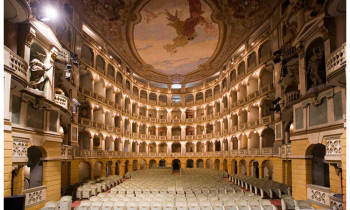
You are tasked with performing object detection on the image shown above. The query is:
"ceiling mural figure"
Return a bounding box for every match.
[134,0,219,75]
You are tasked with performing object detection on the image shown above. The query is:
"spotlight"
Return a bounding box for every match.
[41,6,58,22]
[272,97,281,105]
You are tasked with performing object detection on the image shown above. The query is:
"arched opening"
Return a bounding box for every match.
[214,85,220,97]
[106,161,112,177]
[197,142,204,152]
[125,160,129,173]
[78,130,91,151]
[196,92,203,104]
[159,159,166,167]
[206,159,213,169]
[248,52,257,71]
[140,160,146,170]
[159,95,167,105]
[307,144,330,187]
[186,159,194,168]
[223,159,228,172]
[250,160,259,178]
[149,159,157,168]
[262,160,274,180]
[231,160,238,174]
[94,161,102,179]
[115,162,120,175]
[205,89,212,101]
[116,72,123,85]
[240,134,248,150]
[262,128,275,148]
[24,146,46,189]
[238,61,245,78]
[96,55,105,73]
[240,159,247,175]
[215,140,221,151]
[186,142,194,152]
[172,143,181,153]
[79,69,92,92]
[172,159,181,171]
[132,160,138,171]
[196,159,204,168]
[185,94,194,105]
[249,132,260,149]
[230,69,236,83]
[214,159,220,170]
[232,137,239,150]
[259,40,271,63]
[81,44,93,66]
[79,162,91,182]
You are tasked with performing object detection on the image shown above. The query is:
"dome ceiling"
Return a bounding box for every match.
[73,0,279,84]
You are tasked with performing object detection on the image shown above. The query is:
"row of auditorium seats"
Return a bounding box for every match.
[230,174,315,210]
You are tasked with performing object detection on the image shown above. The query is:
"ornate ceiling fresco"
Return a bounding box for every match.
[134,0,219,76]
[73,0,279,84]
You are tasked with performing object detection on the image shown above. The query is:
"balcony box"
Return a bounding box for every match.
[150,100,156,105]
[206,133,213,138]
[249,120,259,128]
[106,126,114,132]
[307,184,332,208]
[140,98,147,103]
[215,112,220,118]
[132,133,138,138]
[196,99,203,104]
[141,116,147,121]
[326,43,346,86]
[150,118,157,122]
[186,135,194,140]
[140,134,146,139]
[150,135,156,140]
[325,138,342,162]
[13,138,29,163]
[159,102,167,106]
[159,119,167,123]
[196,117,204,122]
[94,93,105,102]
[159,136,167,140]
[23,186,47,208]
[261,147,274,155]
[80,118,91,127]
[4,46,28,83]
[186,118,194,123]
[206,115,212,120]
[172,152,181,157]
[80,87,92,97]
[54,94,69,110]
[196,135,203,139]
[173,119,181,123]
[239,123,247,130]
[172,136,181,140]
[231,126,238,132]
[262,115,273,125]
[261,83,273,94]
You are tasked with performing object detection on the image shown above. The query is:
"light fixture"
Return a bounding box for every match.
[41,5,58,22]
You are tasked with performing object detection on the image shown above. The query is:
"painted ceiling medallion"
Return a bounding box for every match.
[134,0,219,76]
